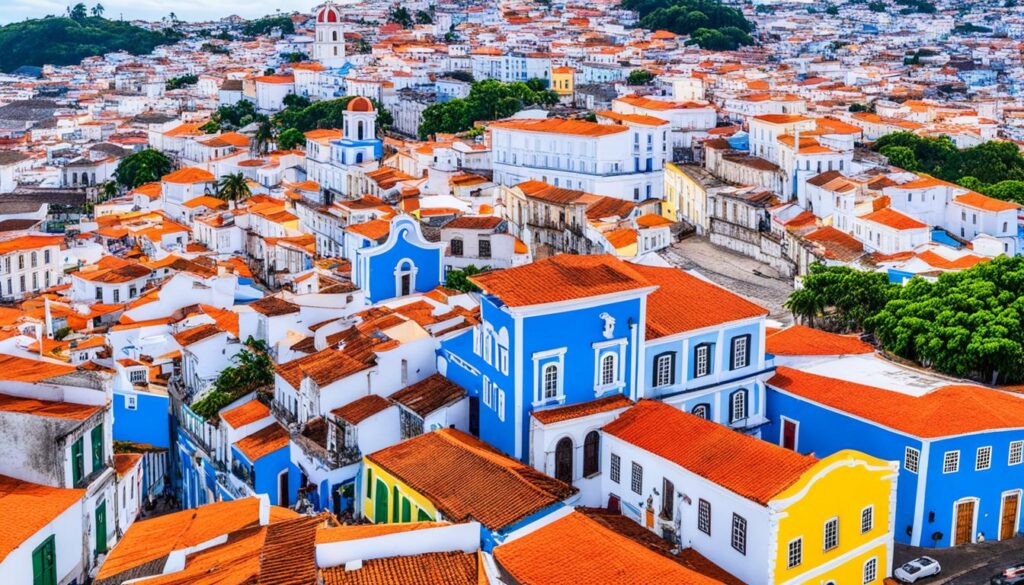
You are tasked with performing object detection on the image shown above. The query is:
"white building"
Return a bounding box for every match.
[313,2,347,68]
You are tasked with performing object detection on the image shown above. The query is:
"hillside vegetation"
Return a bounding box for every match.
[0,15,180,73]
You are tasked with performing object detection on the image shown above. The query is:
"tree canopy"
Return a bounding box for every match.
[165,74,198,90]
[621,0,754,50]
[0,14,181,72]
[873,132,1024,203]
[191,337,274,420]
[272,95,393,134]
[785,264,897,333]
[114,149,173,189]
[242,15,295,37]
[418,79,558,139]
[865,256,1024,384]
[627,69,655,85]
[445,265,488,292]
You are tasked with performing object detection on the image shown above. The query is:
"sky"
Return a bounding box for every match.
[0,0,325,24]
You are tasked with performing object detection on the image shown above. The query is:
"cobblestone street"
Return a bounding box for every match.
[659,237,796,324]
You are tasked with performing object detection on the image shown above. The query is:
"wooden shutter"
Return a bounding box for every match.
[91,424,103,472]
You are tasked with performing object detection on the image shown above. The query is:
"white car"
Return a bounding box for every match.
[895,557,941,583]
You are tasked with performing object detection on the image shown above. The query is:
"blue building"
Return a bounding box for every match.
[229,423,295,508]
[351,214,444,303]
[331,96,383,166]
[765,364,1024,547]
[112,388,171,498]
[437,254,771,464]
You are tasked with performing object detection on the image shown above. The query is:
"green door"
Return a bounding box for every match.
[91,424,103,472]
[32,535,56,585]
[374,479,388,524]
[95,500,107,554]
[401,497,411,523]
[71,439,83,486]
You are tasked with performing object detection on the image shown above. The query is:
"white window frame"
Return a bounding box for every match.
[482,376,492,408]
[600,352,617,386]
[654,352,672,387]
[943,450,960,474]
[1010,441,1023,466]
[630,461,642,495]
[729,390,747,424]
[861,505,873,534]
[976,446,992,471]
[904,446,920,474]
[497,388,505,422]
[592,339,626,394]
[124,394,138,411]
[863,557,877,584]
[732,335,749,369]
[694,344,710,377]
[610,453,621,484]
[823,517,839,552]
[532,348,567,405]
[787,537,802,569]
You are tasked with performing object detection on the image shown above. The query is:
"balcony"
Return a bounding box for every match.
[270,399,298,427]
[291,417,362,471]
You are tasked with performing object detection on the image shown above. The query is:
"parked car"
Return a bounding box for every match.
[992,563,1024,585]
[895,557,941,583]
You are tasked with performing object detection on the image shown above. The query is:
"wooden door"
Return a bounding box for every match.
[1002,493,1020,540]
[954,500,975,545]
[374,479,388,523]
[95,500,107,553]
[401,274,411,296]
[782,419,797,450]
[32,535,56,585]
[555,438,573,484]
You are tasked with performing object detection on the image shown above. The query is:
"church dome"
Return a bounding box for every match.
[316,3,341,23]
[347,96,374,112]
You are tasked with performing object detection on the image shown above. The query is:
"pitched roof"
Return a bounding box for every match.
[443,215,503,230]
[113,453,144,477]
[766,325,874,356]
[367,429,577,530]
[859,207,928,230]
[172,323,226,347]
[532,394,633,425]
[0,235,63,255]
[516,180,590,205]
[388,374,467,417]
[162,167,215,184]
[0,354,77,382]
[220,399,271,428]
[321,551,480,585]
[0,392,102,420]
[331,394,393,425]
[470,254,652,308]
[769,366,1024,438]
[494,512,725,585]
[632,264,767,339]
[0,476,82,563]
[603,401,817,505]
[954,191,1020,212]
[249,296,300,317]
[489,118,627,137]
[234,422,290,462]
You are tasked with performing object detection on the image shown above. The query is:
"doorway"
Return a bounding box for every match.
[1001,492,1020,540]
[781,418,798,451]
[954,499,976,545]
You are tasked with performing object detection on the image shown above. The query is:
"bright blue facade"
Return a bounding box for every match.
[354,215,444,303]
[440,288,646,460]
[113,389,171,449]
[230,444,296,507]
[765,386,1024,547]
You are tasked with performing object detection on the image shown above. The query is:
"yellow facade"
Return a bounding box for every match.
[771,450,898,585]
[662,162,685,222]
[361,457,438,524]
[551,68,574,97]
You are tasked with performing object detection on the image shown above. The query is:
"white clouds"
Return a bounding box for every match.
[0,0,322,24]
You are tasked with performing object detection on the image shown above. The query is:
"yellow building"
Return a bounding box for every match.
[770,450,898,585]
[361,456,438,524]
[551,66,574,97]
[603,401,897,585]
[663,161,725,231]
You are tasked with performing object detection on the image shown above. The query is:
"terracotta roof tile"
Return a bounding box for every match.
[531,387,634,422]
[954,191,1020,212]
[234,422,290,462]
[860,207,928,230]
[331,394,392,424]
[604,401,817,505]
[173,323,225,347]
[388,374,467,417]
[770,366,1024,438]
[322,551,480,585]
[494,512,724,585]
[490,117,627,137]
[367,429,577,531]
[0,475,84,563]
[221,399,271,428]
[162,167,215,184]
[113,453,143,477]
[249,296,300,317]
[766,325,874,356]
[0,392,101,419]
[315,522,448,544]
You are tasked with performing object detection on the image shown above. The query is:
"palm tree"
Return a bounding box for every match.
[253,120,274,156]
[91,3,104,17]
[784,288,826,329]
[101,181,118,201]
[216,173,251,209]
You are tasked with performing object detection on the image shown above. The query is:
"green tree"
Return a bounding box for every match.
[281,51,308,63]
[415,10,433,24]
[242,15,295,36]
[390,7,413,27]
[101,180,118,200]
[445,265,488,292]
[418,79,558,138]
[277,127,305,151]
[165,74,198,90]
[981,180,1024,205]
[627,69,655,85]
[866,256,1024,384]
[114,149,172,189]
[216,172,252,207]
[272,95,392,134]
[825,5,839,14]
[868,1,886,11]
[879,145,918,171]
[282,93,311,111]
[91,3,104,17]
[253,120,275,155]
[784,264,896,332]
[69,3,88,20]
[192,337,274,420]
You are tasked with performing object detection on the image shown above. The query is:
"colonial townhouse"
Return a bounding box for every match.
[70,256,152,305]
[765,345,1024,548]
[604,400,898,585]
[0,234,64,301]
[440,214,530,272]
[852,206,930,255]
[0,354,118,581]
[360,428,577,550]
[612,94,718,148]
[308,97,383,199]
[159,166,216,225]
[490,116,665,202]
[345,214,444,303]
[223,401,292,508]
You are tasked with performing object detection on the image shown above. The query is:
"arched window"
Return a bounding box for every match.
[729,389,748,423]
[600,353,616,386]
[555,437,573,484]
[357,120,365,140]
[583,431,600,477]
[692,403,710,420]
[543,364,559,399]
[332,30,338,42]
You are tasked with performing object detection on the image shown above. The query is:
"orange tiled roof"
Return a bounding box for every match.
[494,511,724,585]
[489,118,627,137]
[471,254,652,308]
[859,207,928,230]
[633,264,767,339]
[221,399,271,428]
[0,235,63,255]
[0,475,84,563]
[532,394,632,425]
[0,392,101,420]
[766,325,874,356]
[234,422,289,462]
[347,219,391,241]
[113,453,143,477]
[0,354,78,383]
[162,167,215,184]
[315,521,448,544]
[367,429,577,531]
[321,551,480,585]
[331,394,392,424]
[604,401,817,505]
[954,191,1020,212]
[770,366,1024,438]
[388,374,467,417]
